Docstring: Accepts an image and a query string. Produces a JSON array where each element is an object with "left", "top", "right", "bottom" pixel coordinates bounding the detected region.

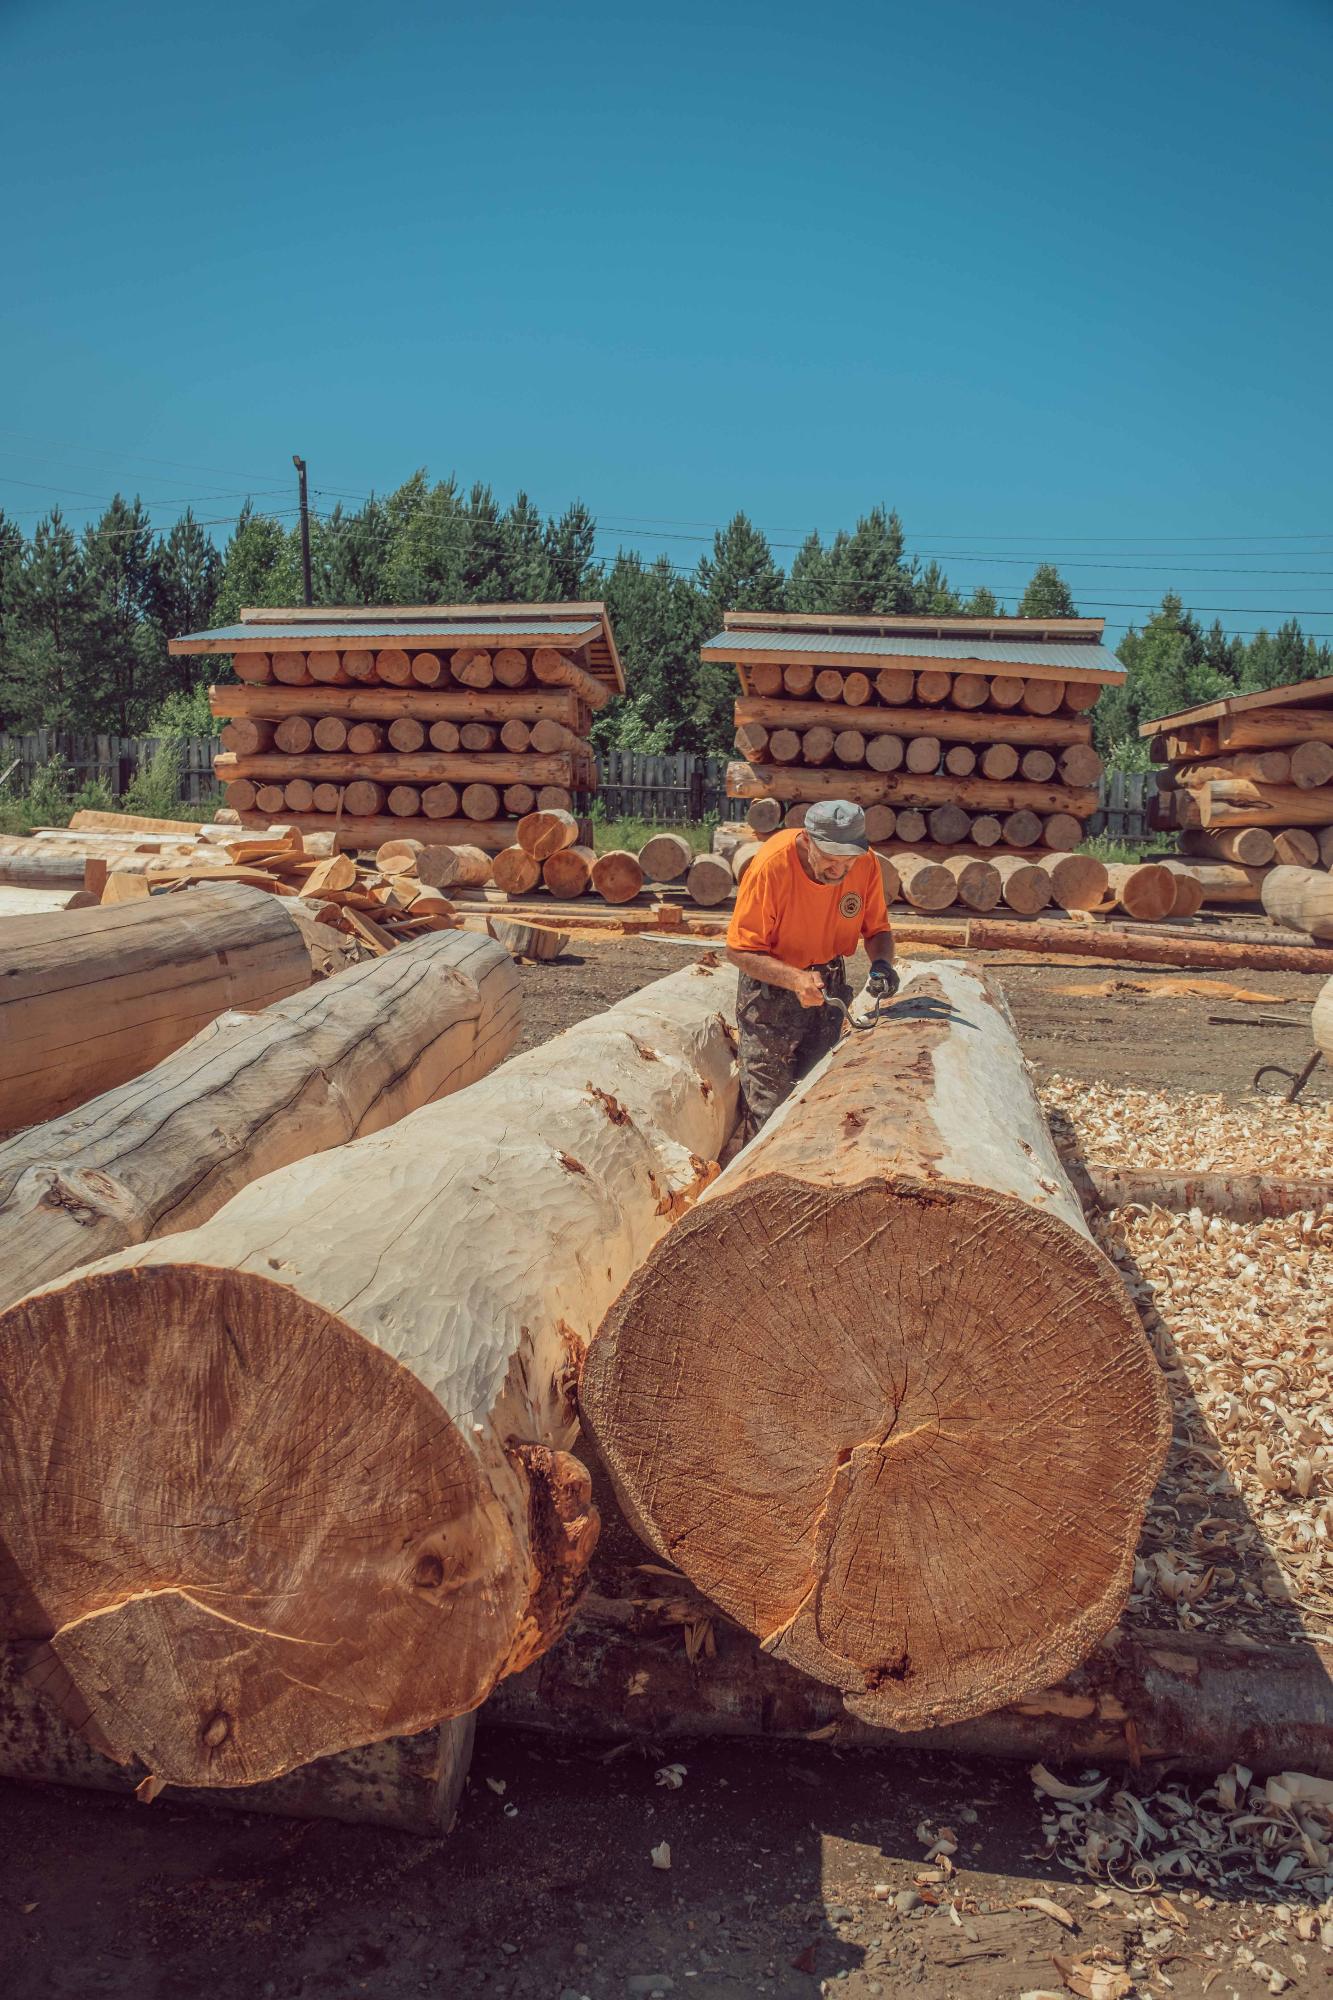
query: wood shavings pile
[
  {"left": 1040, "top": 1075, "right": 1333, "bottom": 1178},
  {"left": 1091, "top": 1202, "right": 1333, "bottom": 1642},
  {"left": 1033, "top": 1758, "right": 1333, "bottom": 1935}
]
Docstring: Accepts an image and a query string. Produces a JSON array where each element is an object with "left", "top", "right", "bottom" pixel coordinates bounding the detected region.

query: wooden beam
[
  {"left": 705, "top": 646, "right": 1121, "bottom": 685},
  {"left": 234, "top": 813, "right": 528, "bottom": 852}
]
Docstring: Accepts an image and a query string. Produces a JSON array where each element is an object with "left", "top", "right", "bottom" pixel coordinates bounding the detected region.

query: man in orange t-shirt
[{"left": 725, "top": 799, "right": 897, "bottom": 1135}]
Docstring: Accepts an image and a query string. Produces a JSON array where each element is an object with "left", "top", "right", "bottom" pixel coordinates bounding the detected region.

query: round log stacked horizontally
[
  {"left": 211, "top": 639, "right": 602, "bottom": 855},
  {"left": 1149, "top": 696, "right": 1333, "bottom": 915},
  {"left": 728, "top": 653, "right": 1110, "bottom": 915}
]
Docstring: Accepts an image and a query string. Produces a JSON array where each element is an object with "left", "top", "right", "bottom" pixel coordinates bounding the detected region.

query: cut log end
[
  {"left": 0, "top": 1262, "right": 559, "bottom": 1787},
  {"left": 581, "top": 964, "right": 1169, "bottom": 1732}
]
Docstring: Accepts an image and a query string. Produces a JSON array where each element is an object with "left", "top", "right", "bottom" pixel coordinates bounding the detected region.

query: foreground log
[
  {"left": 0, "top": 961, "right": 740, "bottom": 1787},
  {"left": 0, "top": 886, "right": 312, "bottom": 1135},
  {"left": 582, "top": 961, "right": 1169, "bottom": 1730},
  {"left": 1261, "top": 865, "right": 1333, "bottom": 943},
  {"left": 0, "top": 933, "right": 520, "bottom": 1311}
]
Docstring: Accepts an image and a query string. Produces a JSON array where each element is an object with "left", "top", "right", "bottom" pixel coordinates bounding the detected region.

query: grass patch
[
  {"left": 1077, "top": 830, "right": 1173, "bottom": 865},
  {"left": 591, "top": 816, "right": 727, "bottom": 856}
]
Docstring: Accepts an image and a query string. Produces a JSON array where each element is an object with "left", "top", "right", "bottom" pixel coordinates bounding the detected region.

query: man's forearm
[
  {"left": 865, "top": 931, "right": 895, "bottom": 967},
  {"left": 725, "top": 946, "right": 807, "bottom": 996}
]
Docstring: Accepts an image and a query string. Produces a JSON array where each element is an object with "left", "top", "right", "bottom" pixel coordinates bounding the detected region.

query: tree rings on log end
[{"left": 0, "top": 1265, "right": 524, "bottom": 1787}]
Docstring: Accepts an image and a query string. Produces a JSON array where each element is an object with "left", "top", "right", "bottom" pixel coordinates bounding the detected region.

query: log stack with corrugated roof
[
  {"left": 172, "top": 603, "right": 623, "bottom": 854},
  {"left": 1144, "top": 675, "right": 1333, "bottom": 928},
  {"left": 707, "top": 612, "right": 1124, "bottom": 913}
]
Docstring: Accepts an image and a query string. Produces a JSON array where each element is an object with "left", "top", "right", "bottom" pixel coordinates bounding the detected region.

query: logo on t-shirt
[{"left": 838, "top": 890, "right": 863, "bottom": 920}]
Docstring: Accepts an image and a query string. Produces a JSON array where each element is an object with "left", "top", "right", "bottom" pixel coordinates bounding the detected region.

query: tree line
[{"left": 0, "top": 471, "right": 1328, "bottom": 763}]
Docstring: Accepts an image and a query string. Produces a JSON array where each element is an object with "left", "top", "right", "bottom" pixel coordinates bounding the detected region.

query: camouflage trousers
[{"left": 736, "top": 959, "right": 851, "bottom": 1140}]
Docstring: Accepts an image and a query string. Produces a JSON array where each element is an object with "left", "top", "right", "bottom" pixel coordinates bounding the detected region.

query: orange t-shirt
[{"left": 727, "top": 829, "right": 891, "bottom": 968}]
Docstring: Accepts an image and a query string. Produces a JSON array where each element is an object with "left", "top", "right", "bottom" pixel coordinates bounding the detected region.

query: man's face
[{"left": 799, "top": 832, "right": 858, "bottom": 884}]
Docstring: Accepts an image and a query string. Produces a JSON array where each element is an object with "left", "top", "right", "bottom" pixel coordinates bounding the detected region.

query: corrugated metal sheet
[
  {"left": 175, "top": 620, "right": 601, "bottom": 645},
  {"left": 702, "top": 630, "right": 1125, "bottom": 675}
]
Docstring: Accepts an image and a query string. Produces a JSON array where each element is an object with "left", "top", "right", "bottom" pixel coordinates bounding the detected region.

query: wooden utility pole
[{"left": 292, "top": 454, "right": 313, "bottom": 605}]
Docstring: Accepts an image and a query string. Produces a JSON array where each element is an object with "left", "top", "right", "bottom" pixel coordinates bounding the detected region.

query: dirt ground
[{"left": 3, "top": 937, "right": 1331, "bottom": 2000}]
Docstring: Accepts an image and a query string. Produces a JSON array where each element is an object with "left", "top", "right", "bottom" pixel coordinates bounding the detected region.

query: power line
[{"left": 0, "top": 426, "right": 282, "bottom": 487}]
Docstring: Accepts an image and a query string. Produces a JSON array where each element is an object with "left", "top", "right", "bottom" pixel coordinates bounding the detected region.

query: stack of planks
[
  {"left": 168, "top": 604, "right": 625, "bottom": 853},
  {"left": 711, "top": 613, "right": 1124, "bottom": 916},
  {"left": 1146, "top": 679, "right": 1333, "bottom": 932}
]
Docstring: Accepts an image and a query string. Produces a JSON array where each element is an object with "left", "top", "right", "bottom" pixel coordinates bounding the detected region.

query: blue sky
[{"left": 2, "top": 0, "right": 1330, "bottom": 640}]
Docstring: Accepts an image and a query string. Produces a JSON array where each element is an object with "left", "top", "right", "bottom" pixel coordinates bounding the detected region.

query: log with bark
[
  {"left": 517, "top": 809, "right": 580, "bottom": 861},
  {"left": 940, "top": 854, "right": 1001, "bottom": 911},
  {"left": 1104, "top": 862, "right": 1176, "bottom": 922},
  {"left": 0, "top": 961, "right": 739, "bottom": 1786},
  {"left": 215, "top": 751, "right": 574, "bottom": 791},
  {"left": 0, "top": 932, "right": 521, "bottom": 1311},
  {"left": 581, "top": 960, "right": 1169, "bottom": 1730},
  {"left": 886, "top": 853, "right": 955, "bottom": 911},
  {"left": 953, "top": 920, "right": 1333, "bottom": 974},
  {"left": 746, "top": 797, "right": 783, "bottom": 836},
  {"left": 1160, "top": 863, "right": 1205, "bottom": 920},
  {"left": 230, "top": 814, "right": 522, "bottom": 852},
  {"left": 492, "top": 847, "right": 542, "bottom": 895},
  {"left": 1075, "top": 1164, "right": 1333, "bottom": 1221},
  {"left": 0, "top": 885, "right": 313, "bottom": 1136},
  {"left": 1261, "top": 866, "right": 1333, "bottom": 943},
  {"left": 990, "top": 854, "right": 1052, "bottom": 915}
]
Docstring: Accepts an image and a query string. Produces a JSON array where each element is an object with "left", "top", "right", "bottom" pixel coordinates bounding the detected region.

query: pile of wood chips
[{"left": 1039, "top": 1077, "right": 1333, "bottom": 1645}]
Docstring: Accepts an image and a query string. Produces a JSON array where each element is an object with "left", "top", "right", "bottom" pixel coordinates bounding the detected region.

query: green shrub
[
  {"left": 123, "top": 739, "right": 185, "bottom": 820},
  {"left": 23, "top": 752, "right": 74, "bottom": 828}
]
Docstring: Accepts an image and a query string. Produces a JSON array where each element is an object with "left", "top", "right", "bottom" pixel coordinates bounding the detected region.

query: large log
[
  {"left": 733, "top": 696, "right": 1090, "bottom": 748},
  {"left": 1179, "top": 826, "right": 1277, "bottom": 867},
  {"left": 1315, "top": 976, "right": 1333, "bottom": 1061},
  {"left": 1218, "top": 708, "right": 1333, "bottom": 752},
  {"left": 0, "top": 933, "right": 521, "bottom": 1312},
  {"left": 1199, "top": 779, "right": 1333, "bottom": 828},
  {"left": 1103, "top": 861, "right": 1176, "bottom": 922},
  {"left": 1274, "top": 829, "right": 1321, "bottom": 867},
  {"left": 0, "top": 886, "right": 312, "bottom": 1135},
  {"left": 215, "top": 751, "right": 574, "bottom": 789},
  {"left": 416, "top": 844, "right": 493, "bottom": 890},
  {"left": 581, "top": 961, "right": 1169, "bottom": 1730},
  {"left": 210, "top": 684, "right": 582, "bottom": 726},
  {"left": 1177, "top": 752, "right": 1292, "bottom": 788},
  {"left": 956, "top": 919, "right": 1333, "bottom": 974},
  {"left": 231, "top": 813, "right": 523, "bottom": 852},
  {"left": 0, "top": 835, "right": 147, "bottom": 889},
  {"left": 885, "top": 853, "right": 955, "bottom": 911},
  {"left": 1261, "top": 866, "right": 1333, "bottom": 943},
  {"left": 990, "top": 853, "right": 1051, "bottom": 914},
  {"left": 1165, "top": 859, "right": 1266, "bottom": 905},
  {"left": 638, "top": 833, "right": 693, "bottom": 883},
  {"left": 0, "top": 961, "right": 739, "bottom": 1787},
  {"left": 726, "top": 761, "right": 1098, "bottom": 819}
]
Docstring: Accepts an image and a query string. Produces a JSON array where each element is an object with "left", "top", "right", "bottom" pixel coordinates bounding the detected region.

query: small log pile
[
  {"left": 709, "top": 612, "right": 1126, "bottom": 916},
  {"left": 171, "top": 604, "right": 625, "bottom": 852},
  {"left": 1146, "top": 678, "right": 1333, "bottom": 925}
]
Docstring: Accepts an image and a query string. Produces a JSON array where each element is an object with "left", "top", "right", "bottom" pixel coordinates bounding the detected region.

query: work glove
[{"left": 867, "top": 958, "right": 900, "bottom": 998}]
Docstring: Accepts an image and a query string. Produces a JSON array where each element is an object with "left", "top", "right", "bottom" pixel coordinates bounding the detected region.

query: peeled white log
[
  {"left": 581, "top": 960, "right": 1169, "bottom": 1731},
  {"left": 0, "top": 961, "right": 739, "bottom": 1789},
  {"left": 1261, "top": 865, "right": 1333, "bottom": 943},
  {"left": 0, "top": 932, "right": 520, "bottom": 1312},
  {"left": 0, "top": 885, "right": 312, "bottom": 1135},
  {"left": 1314, "top": 976, "right": 1333, "bottom": 1061}
]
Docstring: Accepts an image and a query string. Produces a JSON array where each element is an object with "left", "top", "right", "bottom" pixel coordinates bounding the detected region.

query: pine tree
[
  {"left": 502, "top": 492, "right": 552, "bottom": 601},
  {"left": 383, "top": 474, "right": 466, "bottom": 602},
  {"left": 1, "top": 509, "right": 89, "bottom": 728},
  {"left": 692, "top": 511, "right": 787, "bottom": 748},
  {"left": 544, "top": 502, "right": 596, "bottom": 598},
  {"left": 1017, "top": 564, "right": 1078, "bottom": 617},
  {"left": 914, "top": 560, "right": 963, "bottom": 614},
  {"left": 82, "top": 496, "right": 160, "bottom": 729},
  {"left": 322, "top": 496, "right": 392, "bottom": 604},
  {"left": 148, "top": 508, "right": 220, "bottom": 698},
  {"left": 965, "top": 584, "right": 1002, "bottom": 616},
  {"left": 600, "top": 552, "right": 710, "bottom": 753},
  {"left": 461, "top": 483, "right": 507, "bottom": 600},
  {"left": 213, "top": 503, "right": 304, "bottom": 626},
  {"left": 826, "top": 507, "right": 918, "bottom": 613},
  {"left": 786, "top": 531, "right": 832, "bottom": 612}
]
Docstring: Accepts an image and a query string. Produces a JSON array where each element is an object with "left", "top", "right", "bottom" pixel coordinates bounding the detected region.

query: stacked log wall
[{"left": 211, "top": 644, "right": 601, "bottom": 853}]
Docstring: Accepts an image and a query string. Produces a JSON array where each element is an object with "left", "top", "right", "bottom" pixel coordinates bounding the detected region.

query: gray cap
[{"left": 804, "top": 799, "right": 869, "bottom": 856}]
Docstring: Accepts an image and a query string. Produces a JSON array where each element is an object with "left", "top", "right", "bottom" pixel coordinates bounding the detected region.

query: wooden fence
[
  {"left": 0, "top": 732, "right": 1152, "bottom": 840},
  {"left": 0, "top": 730, "right": 221, "bottom": 804}
]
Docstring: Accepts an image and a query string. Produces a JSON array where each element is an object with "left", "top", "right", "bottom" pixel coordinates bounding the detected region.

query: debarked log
[
  {"left": 0, "top": 930, "right": 521, "bottom": 1310},
  {"left": 581, "top": 960, "right": 1170, "bottom": 1732},
  {"left": 0, "top": 961, "right": 740, "bottom": 1790}
]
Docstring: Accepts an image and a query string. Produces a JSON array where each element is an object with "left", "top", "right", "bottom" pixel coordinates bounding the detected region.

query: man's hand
[
  {"left": 792, "top": 966, "right": 826, "bottom": 1009},
  {"left": 868, "top": 957, "right": 900, "bottom": 999}
]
